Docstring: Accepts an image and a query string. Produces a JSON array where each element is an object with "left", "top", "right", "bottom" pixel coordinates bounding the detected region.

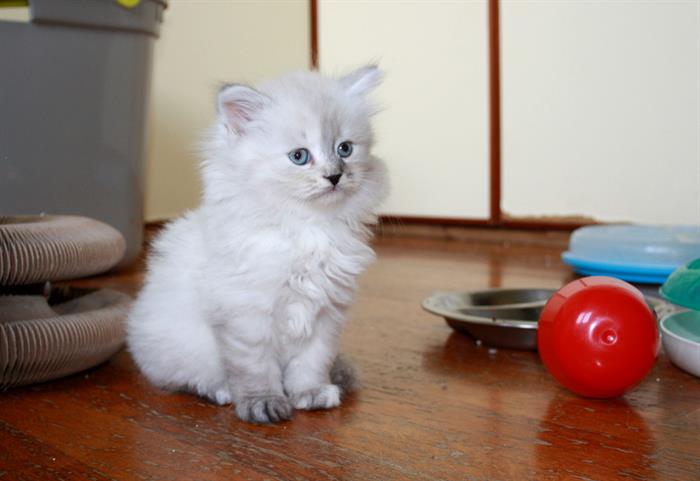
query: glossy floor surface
[{"left": 1, "top": 235, "right": 699, "bottom": 480}]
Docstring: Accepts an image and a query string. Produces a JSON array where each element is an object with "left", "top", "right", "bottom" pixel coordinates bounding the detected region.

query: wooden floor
[{"left": 1, "top": 234, "right": 699, "bottom": 480}]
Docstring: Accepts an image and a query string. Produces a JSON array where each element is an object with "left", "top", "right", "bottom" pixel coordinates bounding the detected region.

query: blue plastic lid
[{"left": 563, "top": 225, "right": 700, "bottom": 284}]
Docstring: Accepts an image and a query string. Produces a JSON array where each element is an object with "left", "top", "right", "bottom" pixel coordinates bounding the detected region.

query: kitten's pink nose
[{"left": 325, "top": 173, "right": 342, "bottom": 186}]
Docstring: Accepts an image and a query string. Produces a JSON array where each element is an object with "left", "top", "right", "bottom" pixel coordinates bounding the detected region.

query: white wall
[
  {"left": 319, "top": 0, "right": 490, "bottom": 219},
  {"left": 7, "top": 1, "right": 697, "bottom": 225},
  {"left": 501, "top": 1, "right": 700, "bottom": 225},
  {"left": 145, "top": 0, "right": 310, "bottom": 220}
]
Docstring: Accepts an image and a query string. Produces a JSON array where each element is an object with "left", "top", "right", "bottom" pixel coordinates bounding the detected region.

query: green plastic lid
[{"left": 660, "top": 258, "right": 700, "bottom": 311}]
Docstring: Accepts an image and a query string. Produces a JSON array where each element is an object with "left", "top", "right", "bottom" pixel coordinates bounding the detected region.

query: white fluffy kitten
[{"left": 127, "top": 66, "right": 387, "bottom": 424}]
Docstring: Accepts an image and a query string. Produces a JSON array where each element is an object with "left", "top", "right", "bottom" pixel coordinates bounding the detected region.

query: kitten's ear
[
  {"left": 339, "top": 65, "right": 382, "bottom": 97},
  {"left": 217, "top": 84, "right": 267, "bottom": 134}
]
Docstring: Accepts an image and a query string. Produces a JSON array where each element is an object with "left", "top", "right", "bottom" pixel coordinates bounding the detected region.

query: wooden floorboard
[{"left": 1, "top": 235, "right": 699, "bottom": 480}]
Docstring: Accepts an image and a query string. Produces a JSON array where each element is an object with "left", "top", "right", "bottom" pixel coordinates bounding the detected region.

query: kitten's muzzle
[{"left": 325, "top": 173, "right": 343, "bottom": 186}]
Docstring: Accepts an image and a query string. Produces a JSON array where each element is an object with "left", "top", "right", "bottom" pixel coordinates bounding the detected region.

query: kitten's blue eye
[
  {"left": 288, "top": 148, "right": 310, "bottom": 165},
  {"left": 337, "top": 141, "right": 353, "bottom": 158}
]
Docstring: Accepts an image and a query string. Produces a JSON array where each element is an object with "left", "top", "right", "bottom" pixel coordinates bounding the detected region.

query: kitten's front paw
[
  {"left": 290, "top": 384, "right": 341, "bottom": 411},
  {"left": 205, "top": 387, "right": 233, "bottom": 406},
  {"left": 287, "top": 317, "right": 312, "bottom": 338},
  {"left": 286, "top": 303, "right": 314, "bottom": 338},
  {"left": 235, "top": 395, "right": 292, "bottom": 424}
]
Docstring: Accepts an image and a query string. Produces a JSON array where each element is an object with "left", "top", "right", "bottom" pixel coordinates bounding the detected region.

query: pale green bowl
[
  {"left": 661, "top": 310, "right": 700, "bottom": 378},
  {"left": 660, "top": 258, "right": 700, "bottom": 311}
]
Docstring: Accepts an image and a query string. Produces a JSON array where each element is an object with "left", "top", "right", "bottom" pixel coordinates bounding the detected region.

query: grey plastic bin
[{"left": 0, "top": 0, "right": 167, "bottom": 265}]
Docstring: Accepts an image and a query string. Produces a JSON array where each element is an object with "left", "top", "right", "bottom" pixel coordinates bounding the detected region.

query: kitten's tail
[{"left": 331, "top": 354, "right": 359, "bottom": 396}]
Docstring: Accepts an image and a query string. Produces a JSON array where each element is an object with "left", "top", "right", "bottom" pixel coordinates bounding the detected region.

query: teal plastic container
[{"left": 659, "top": 258, "right": 700, "bottom": 378}]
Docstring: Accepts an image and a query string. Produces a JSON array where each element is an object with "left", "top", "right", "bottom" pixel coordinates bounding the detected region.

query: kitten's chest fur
[
  {"left": 285, "top": 225, "right": 372, "bottom": 303},
  {"left": 264, "top": 223, "right": 374, "bottom": 341},
  {"left": 204, "top": 216, "right": 374, "bottom": 332}
]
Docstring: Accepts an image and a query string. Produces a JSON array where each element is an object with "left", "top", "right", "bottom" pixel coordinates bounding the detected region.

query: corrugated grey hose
[
  {"left": 1, "top": 216, "right": 126, "bottom": 285},
  {"left": 0, "top": 216, "right": 130, "bottom": 389}
]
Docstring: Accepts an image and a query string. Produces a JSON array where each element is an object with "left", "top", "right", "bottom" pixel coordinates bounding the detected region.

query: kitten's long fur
[{"left": 127, "top": 67, "right": 387, "bottom": 423}]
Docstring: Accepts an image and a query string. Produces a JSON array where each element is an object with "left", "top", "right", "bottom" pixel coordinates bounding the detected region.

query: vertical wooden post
[
  {"left": 488, "top": 0, "right": 502, "bottom": 224},
  {"left": 310, "top": 0, "right": 319, "bottom": 69}
]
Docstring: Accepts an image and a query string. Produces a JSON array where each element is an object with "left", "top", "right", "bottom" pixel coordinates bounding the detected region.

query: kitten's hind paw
[
  {"left": 331, "top": 354, "right": 359, "bottom": 395},
  {"left": 291, "top": 384, "right": 341, "bottom": 411},
  {"left": 235, "top": 395, "right": 292, "bottom": 424}
]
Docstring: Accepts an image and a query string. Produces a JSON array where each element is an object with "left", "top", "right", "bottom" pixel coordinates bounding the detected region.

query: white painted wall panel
[
  {"left": 502, "top": 1, "right": 700, "bottom": 225},
  {"left": 320, "top": 0, "right": 490, "bottom": 219},
  {"left": 145, "top": 0, "right": 311, "bottom": 220}
]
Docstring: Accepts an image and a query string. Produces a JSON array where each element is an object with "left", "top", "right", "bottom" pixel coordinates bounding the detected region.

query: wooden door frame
[{"left": 309, "top": 0, "right": 589, "bottom": 231}]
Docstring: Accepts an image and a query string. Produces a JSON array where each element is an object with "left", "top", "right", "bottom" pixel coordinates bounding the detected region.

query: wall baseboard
[
  {"left": 145, "top": 215, "right": 579, "bottom": 250},
  {"left": 376, "top": 217, "right": 572, "bottom": 249}
]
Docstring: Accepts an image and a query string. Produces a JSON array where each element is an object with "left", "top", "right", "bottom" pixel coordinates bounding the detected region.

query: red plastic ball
[{"left": 538, "top": 276, "right": 659, "bottom": 398}]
